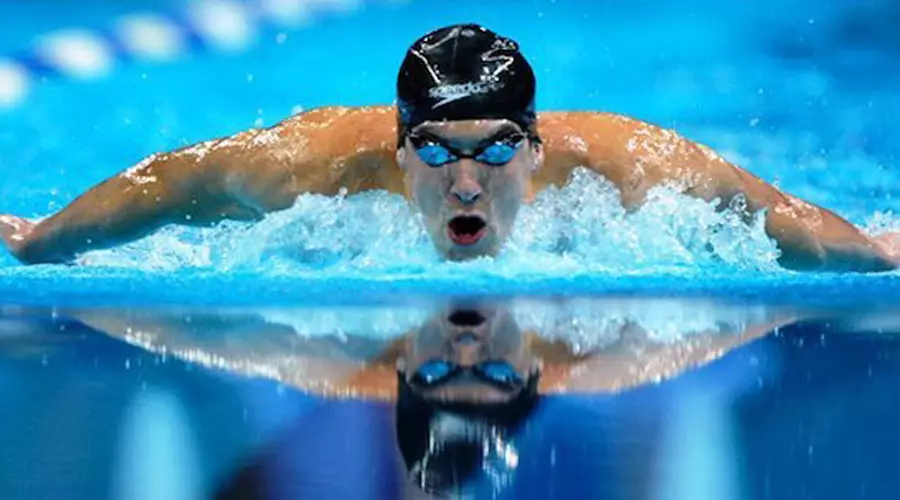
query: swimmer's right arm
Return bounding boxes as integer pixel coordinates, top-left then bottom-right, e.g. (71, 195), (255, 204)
(0, 106), (396, 264)
(1, 145), (254, 264)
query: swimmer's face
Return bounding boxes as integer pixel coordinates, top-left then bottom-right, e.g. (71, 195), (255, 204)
(397, 120), (543, 260)
(399, 306), (535, 404)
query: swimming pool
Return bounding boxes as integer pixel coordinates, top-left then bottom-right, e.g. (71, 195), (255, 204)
(1, 0), (900, 498)
(1, 0), (899, 302)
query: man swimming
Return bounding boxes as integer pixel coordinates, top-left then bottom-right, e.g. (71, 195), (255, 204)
(1, 23), (898, 271)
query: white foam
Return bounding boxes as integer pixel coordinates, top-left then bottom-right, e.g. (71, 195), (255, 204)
(78, 168), (783, 274)
(865, 211), (900, 236)
(35, 30), (115, 79)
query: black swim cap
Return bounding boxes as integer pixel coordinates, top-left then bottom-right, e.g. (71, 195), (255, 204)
(396, 24), (538, 146)
(394, 371), (540, 496)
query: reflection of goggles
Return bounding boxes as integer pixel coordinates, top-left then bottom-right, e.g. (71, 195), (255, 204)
(410, 359), (525, 391)
(407, 131), (526, 167)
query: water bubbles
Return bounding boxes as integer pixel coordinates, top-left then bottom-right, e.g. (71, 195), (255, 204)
(76, 168), (783, 275)
(865, 211), (900, 235)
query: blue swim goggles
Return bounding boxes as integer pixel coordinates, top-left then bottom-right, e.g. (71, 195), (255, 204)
(410, 359), (525, 391)
(407, 131), (527, 168)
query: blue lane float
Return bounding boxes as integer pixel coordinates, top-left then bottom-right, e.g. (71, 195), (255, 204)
(0, 0), (386, 108)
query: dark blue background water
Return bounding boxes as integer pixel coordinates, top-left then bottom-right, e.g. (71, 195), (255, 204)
(3, 300), (900, 499)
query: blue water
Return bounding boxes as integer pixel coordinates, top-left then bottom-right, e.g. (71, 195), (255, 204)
(1, 0), (900, 303)
(4, 297), (900, 499)
(1, 0), (900, 498)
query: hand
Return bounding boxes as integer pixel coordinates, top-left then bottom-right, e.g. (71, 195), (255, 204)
(0, 215), (36, 263)
(873, 232), (900, 266)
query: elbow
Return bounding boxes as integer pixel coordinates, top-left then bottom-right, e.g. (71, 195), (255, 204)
(776, 240), (827, 272)
(778, 239), (898, 273)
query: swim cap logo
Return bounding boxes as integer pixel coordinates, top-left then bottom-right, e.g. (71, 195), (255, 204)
(428, 80), (505, 108)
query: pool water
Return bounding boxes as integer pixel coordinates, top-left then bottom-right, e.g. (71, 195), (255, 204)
(4, 297), (900, 499)
(1, 0), (900, 498)
(1, 0), (899, 293)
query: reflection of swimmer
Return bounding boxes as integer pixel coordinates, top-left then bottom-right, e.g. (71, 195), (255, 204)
(1, 24), (898, 271)
(71, 300), (795, 497)
(71, 301), (793, 399)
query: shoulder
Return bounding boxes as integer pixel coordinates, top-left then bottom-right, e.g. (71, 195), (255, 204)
(280, 105), (396, 133)
(536, 110), (694, 156)
(535, 111), (738, 203)
(273, 105), (397, 155)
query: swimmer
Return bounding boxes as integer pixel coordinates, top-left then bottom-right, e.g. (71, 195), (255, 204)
(2, 23), (898, 271)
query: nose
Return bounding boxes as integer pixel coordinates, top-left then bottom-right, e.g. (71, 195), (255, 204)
(450, 163), (482, 205)
(451, 335), (484, 366)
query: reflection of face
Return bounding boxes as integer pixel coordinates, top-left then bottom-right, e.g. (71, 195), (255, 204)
(397, 119), (543, 260)
(400, 305), (535, 404)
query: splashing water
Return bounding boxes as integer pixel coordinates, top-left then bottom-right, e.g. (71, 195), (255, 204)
(865, 210), (900, 236)
(79, 167), (788, 276)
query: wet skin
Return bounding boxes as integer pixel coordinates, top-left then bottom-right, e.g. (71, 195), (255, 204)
(1, 106), (898, 271)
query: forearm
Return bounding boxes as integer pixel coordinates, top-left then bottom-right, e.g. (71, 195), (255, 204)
(560, 113), (896, 273)
(766, 201), (896, 272)
(673, 137), (895, 272)
(18, 151), (243, 264)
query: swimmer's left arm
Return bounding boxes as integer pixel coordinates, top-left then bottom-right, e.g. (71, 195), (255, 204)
(684, 143), (899, 272)
(567, 113), (900, 273)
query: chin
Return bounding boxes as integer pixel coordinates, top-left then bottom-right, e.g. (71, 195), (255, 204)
(441, 237), (501, 261)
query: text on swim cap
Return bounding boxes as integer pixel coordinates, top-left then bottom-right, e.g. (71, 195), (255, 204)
(428, 80), (505, 108)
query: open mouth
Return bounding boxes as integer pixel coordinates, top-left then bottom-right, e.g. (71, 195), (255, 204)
(447, 215), (488, 246)
(448, 310), (486, 327)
